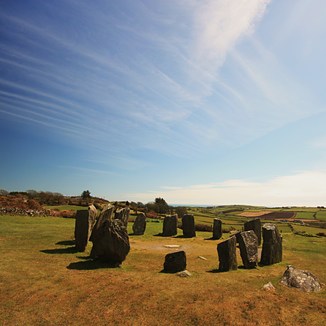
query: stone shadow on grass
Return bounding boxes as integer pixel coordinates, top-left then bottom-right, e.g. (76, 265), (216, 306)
(207, 268), (225, 274)
(67, 260), (121, 270)
(41, 247), (78, 254)
(55, 240), (75, 246)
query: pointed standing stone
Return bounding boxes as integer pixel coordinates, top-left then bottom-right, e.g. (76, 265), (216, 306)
(217, 236), (237, 272)
(132, 213), (147, 235)
(182, 214), (196, 238)
(260, 223), (282, 265)
(244, 219), (262, 245)
(238, 230), (258, 269)
(212, 218), (222, 239)
(162, 215), (178, 236)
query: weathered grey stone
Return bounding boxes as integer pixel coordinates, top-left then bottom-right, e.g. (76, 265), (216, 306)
(163, 251), (186, 273)
(212, 218), (222, 240)
(90, 205), (130, 265)
(217, 236), (237, 272)
(89, 204), (115, 242)
(162, 215), (178, 236)
(74, 205), (97, 252)
(260, 223), (282, 265)
(238, 230), (258, 269)
(177, 270), (192, 277)
(132, 213), (146, 235)
(244, 219), (261, 245)
(182, 214), (196, 238)
(114, 207), (130, 227)
(281, 265), (321, 292)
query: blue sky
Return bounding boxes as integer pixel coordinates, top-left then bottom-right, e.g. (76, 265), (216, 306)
(1, 0), (326, 206)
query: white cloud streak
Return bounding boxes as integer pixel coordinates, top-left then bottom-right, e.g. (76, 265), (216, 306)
(127, 170), (326, 207)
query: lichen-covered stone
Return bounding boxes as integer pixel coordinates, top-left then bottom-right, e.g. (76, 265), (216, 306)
(217, 236), (237, 272)
(162, 215), (178, 236)
(260, 223), (282, 265)
(182, 214), (196, 238)
(244, 219), (261, 245)
(280, 265), (321, 292)
(238, 230), (258, 269)
(163, 251), (186, 273)
(212, 218), (222, 240)
(132, 213), (146, 235)
(114, 207), (130, 227)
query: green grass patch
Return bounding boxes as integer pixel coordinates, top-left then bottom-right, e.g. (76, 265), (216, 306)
(44, 205), (88, 211)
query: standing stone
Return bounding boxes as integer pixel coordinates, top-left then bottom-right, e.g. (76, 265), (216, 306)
(260, 223), (282, 265)
(90, 205), (130, 265)
(244, 219), (261, 245)
(238, 230), (258, 269)
(114, 207), (130, 227)
(280, 265), (321, 292)
(212, 218), (222, 239)
(132, 213), (147, 235)
(163, 251), (186, 273)
(182, 214), (196, 238)
(217, 236), (237, 272)
(74, 205), (97, 252)
(162, 215), (178, 236)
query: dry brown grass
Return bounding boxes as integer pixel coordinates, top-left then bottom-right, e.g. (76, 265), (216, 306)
(0, 215), (325, 325)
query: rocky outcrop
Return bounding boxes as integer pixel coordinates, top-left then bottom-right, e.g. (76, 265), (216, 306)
(132, 213), (146, 235)
(217, 236), (237, 272)
(280, 265), (321, 292)
(244, 219), (261, 245)
(162, 215), (178, 236)
(163, 251), (187, 273)
(212, 218), (222, 240)
(182, 214), (196, 238)
(260, 223), (282, 265)
(238, 230), (258, 269)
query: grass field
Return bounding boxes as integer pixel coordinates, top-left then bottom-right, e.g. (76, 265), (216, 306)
(0, 214), (325, 325)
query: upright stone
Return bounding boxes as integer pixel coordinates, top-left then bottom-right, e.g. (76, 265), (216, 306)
(162, 215), (178, 236)
(114, 207), (130, 227)
(74, 205), (97, 252)
(238, 230), (258, 269)
(182, 214), (196, 238)
(163, 251), (186, 273)
(244, 219), (261, 245)
(217, 236), (237, 272)
(212, 218), (222, 239)
(90, 204), (130, 266)
(132, 213), (147, 235)
(260, 223), (282, 265)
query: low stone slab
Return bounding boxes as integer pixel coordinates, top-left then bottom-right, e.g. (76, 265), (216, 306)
(244, 219), (261, 245)
(280, 265), (321, 292)
(132, 213), (146, 235)
(217, 236), (237, 272)
(162, 215), (178, 236)
(260, 223), (282, 265)
(182, 214), (196, 238)
(212, 218), (222, 240)
(163, 251), (186, 273)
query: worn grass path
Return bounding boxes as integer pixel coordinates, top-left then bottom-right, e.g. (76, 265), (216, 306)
(0, 215), (325, 325)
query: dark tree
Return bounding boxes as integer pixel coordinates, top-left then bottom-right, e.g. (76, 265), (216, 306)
(81, 190), (91, 199)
